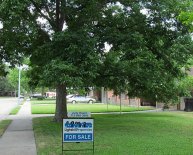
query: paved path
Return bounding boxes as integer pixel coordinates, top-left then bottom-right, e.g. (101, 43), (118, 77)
(0, 100), (37, 155)
(0, 97), (18, 121)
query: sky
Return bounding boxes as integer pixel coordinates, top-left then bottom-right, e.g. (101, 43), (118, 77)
(0, 22), (2, 29)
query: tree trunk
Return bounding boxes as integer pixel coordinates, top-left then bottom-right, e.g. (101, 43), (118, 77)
(54, 84), (67, 122)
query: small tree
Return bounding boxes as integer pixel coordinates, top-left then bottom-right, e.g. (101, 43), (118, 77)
(8, 67), (30, 95)
(0, 76), (14, 94)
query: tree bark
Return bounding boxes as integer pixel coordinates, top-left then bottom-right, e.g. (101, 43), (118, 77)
(54, 84), (67, 122)
(56, 0), (60, 31)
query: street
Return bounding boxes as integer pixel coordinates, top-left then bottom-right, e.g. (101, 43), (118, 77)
(0, 97), (18, 120)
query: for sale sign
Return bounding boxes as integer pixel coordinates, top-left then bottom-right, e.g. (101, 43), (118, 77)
(63, 119), (94, 143)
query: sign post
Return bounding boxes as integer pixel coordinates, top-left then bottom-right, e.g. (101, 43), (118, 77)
(62, 118), (94, 154)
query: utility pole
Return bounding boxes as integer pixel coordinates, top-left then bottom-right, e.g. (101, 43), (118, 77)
(120, 93), (122, 114)
(18, 66), (21, 105)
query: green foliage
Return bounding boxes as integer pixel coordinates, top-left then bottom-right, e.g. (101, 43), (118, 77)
(178, 0), (193, 32)
(0, 64), (8, 76)
(178, 75), (193, 97)
(7, 67), (30, 94)
(94, 1), (193, 102)
(37, 96), (45, 100)
(0, 76), (14, 92)
(187, 58), (193, 67)
(0, 0), (193, 107)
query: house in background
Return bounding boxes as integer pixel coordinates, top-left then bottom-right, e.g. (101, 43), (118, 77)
(179, 67), (193, 111)
(90, 87), (179, 110)
(45, 92), (56, 98)
(90, 87), (142, 107)
(0, 91), (16, 97)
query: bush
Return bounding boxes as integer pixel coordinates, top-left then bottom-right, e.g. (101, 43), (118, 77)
(37, 96), (45, 100)
(163, 104), (169, 110)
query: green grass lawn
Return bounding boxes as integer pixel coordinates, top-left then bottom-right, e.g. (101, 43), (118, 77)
(31, 104), (154, 114)
(31, 99), (154, 114)
(0, 120), (12, 136)
(33, 112), (193, 155)
(9, 105), (21, 115)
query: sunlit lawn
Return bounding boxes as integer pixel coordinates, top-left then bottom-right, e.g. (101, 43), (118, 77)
(33, 112), (193, 155)
(31, 103), (154, 114)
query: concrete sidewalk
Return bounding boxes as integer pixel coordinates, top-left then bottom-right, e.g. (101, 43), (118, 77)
(0, 101), (37, 155)
(0, 98), (18, 121)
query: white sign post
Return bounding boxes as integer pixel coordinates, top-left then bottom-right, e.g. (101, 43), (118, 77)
(67, 112), (91, 118)
(62, 118), (94, 154)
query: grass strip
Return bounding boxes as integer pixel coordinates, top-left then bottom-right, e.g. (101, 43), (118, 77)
(33, 112), (193, 155)
(31, 104), (154, 114)
(9, 105), (21, 115)
(0, 120), (12, 137)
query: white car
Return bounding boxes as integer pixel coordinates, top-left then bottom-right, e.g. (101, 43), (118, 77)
(19, 95), (25, 99)
(66, 94), (74, 99)
(67, 95), (96, 104)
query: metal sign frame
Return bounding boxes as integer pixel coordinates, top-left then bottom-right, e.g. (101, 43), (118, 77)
(62, 118), (94, 155)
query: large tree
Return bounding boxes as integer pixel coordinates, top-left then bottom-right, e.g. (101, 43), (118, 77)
(0, 0), (192, 121)
(95, 0), (193, 103)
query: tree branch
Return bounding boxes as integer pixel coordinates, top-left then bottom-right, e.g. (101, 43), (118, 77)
(44, 4), (55, 23)
(30, 0), (55, 29)
(56, 0), (60, 31)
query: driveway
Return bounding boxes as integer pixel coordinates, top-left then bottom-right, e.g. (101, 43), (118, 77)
(0, 97), (18, 120)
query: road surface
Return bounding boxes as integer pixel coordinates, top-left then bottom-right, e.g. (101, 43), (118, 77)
(0, 97), (18, 120)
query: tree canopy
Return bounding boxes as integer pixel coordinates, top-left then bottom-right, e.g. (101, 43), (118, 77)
(0, 0), (193, 121)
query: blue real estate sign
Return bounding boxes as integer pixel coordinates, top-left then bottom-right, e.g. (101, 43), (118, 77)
(63, 119), (94, 142)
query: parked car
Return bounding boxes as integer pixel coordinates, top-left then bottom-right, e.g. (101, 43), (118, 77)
(66, 94), (74, 99)
(19, 95), (24, 99)
(67, 95), (96, 104)
(30, 93), (43, 99)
